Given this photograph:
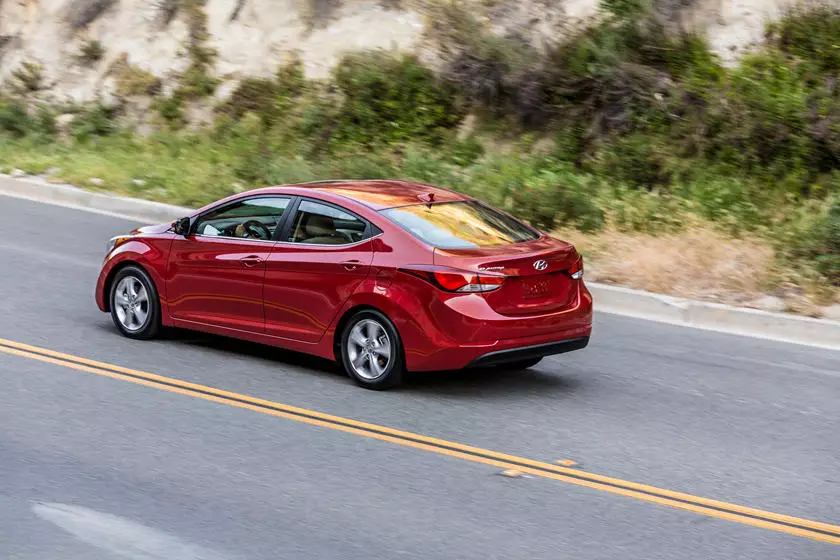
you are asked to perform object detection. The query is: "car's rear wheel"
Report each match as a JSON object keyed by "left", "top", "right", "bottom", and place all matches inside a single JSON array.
[
  {"left": 109, "top": 265, "right": 161, "bottom": 340},
  {"left": 340, "top": 310, "right": 404, "bottom": 390},
  {"left": 498, "top": 357, "right": 543, "bottom": 370}
]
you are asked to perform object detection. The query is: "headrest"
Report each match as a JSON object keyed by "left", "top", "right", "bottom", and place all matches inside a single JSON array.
[{"left": 305, "top": 214, "right": 335, "bottom": 236}]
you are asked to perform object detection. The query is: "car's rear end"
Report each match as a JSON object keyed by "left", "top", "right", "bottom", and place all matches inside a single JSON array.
[{"left": 380, "top": 199, "right": 592, "bottom": 371}]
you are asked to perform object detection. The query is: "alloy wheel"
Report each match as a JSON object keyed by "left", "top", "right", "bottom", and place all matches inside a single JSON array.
[
  {"left": 346, "top": 319, "right": 392, "bottom": 381},
  {"left": 113, "top": 276, "right": 150, "bottom": 333}
]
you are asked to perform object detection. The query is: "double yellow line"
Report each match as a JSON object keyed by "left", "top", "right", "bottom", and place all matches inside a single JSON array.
[{"left": 1, "top": 336, "right": 838, "bottom": 546}]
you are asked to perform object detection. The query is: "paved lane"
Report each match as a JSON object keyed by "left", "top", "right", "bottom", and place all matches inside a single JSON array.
[{"left": 1, "top": 195, "right": 839, "bottom": 558}]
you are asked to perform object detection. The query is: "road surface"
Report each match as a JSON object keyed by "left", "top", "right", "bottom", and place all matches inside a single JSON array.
[{"left": 1, "top": 195, "right": 839, "bottom": 559}]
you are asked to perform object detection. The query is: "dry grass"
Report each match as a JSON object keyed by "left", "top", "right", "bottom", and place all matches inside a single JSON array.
[
  {"left": 554, "top": 225, "right": 777, "bottom": 304},
  {"left": 554, "top": 224, "right": 839, "bottom": 316}
]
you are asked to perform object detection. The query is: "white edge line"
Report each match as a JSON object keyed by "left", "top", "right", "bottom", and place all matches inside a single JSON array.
[
  {"left": 1, "top": 190, "right": 152, "bottom": 223},
  {"left": 594, "top": 306, "right": 840, "bottom": 352}
]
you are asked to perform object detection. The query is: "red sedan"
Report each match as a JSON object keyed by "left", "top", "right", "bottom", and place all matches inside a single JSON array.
[{"left": 96, "top": 180, "right": 592, "bottom": 389}]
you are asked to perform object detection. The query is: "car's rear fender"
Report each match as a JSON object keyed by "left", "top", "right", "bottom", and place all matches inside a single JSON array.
[{"left": 325, "top": 275, "right": 453, "bottom": 371}]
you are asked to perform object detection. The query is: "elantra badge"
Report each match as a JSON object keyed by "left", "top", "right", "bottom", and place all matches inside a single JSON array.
[{"left": 533, "top": 260, "right": 548, "bottom": 271}]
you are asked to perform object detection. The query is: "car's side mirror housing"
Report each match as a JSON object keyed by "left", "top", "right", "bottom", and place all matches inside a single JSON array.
[{"left": 173, "top": 217, "right": 191, "bottom": 236}]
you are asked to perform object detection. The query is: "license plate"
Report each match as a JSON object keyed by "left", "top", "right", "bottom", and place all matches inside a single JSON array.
[{"left": 522, "top": 277, "right": 551, "bottom": 299}]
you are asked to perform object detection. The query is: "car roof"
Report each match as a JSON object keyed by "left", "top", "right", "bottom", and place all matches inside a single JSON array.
[{"left": 277, "top": 180, "right": 472, "bottom": 210}]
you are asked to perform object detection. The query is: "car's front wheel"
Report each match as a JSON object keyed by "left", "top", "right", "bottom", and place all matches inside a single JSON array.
[
  {"left": 340, "top": 310, "right": 404, "bottom": 390},
  {"left": 109, "top": 265, "right": 161, "bottom": 340}
]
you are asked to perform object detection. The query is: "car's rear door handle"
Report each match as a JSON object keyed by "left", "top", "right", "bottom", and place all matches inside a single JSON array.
[
  {"left": 240, "top": 255, "right": 264, "bottom": 267},
  {"left": 341, "top": 260, "right": 362, "bottom": 271}
]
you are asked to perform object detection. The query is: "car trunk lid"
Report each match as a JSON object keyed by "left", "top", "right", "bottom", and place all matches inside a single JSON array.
[{"left": 433, "top": 236, "right": 580, "bottom": 316}]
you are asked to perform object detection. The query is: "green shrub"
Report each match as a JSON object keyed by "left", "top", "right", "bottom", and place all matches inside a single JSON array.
[
  {"left": 601, "top": 0, "right": 650, "bottom": 19},
  {"left": 274, "top": 56, "right": 306, "bottom": 111},
  {"left": 771, "top": 3, "right": 840, "bottom": 72},
  {"left": 331, "top": 51, "right": 463, "bottom": 145},
  {"left": 515, "top": 166, "right": 605, "bottom": 232},
  {"left": 34, "top": 105, "right": 57, "bottom": 137},
  {"left": 780, "top": 196, "right": 840, "bottom": 285},
  {"left": 220, "top": 59, "right": 305, "bottom": 125},
  {"left": 426, "top": 2, "right": 544, "bottom": 124},
  {"left": 176, "top": 0, "right": 218, "bottom": 98},
  {"left": 157, "top": 94, "right": 185, "bottom": 124},
  {"left": 179, "top": 65, "right": 219, "bottom": 98},
  {"left": 401, "top": 147, "right": 461, "bottom": 187},
  {"left": 222, "top": 77, "right": 279, "bottom": 119},
  {"left": 71, "top": 104, "right": 118, "bottom": 140},
  {"left": 0, "top": 100, "right": 34, "bottom": 137},
  {"left": 456, "top": 156, "right": 605, "bottom": 231},
  {"left": 111, "top": 54, "right": 162, "bottom": 97},
  {"left": 809, "top": 197, "right": 840, "bottom": 284},
  {"left": 77, "top": 39, "right": 106, "bottom": 65},
  {"left": 10, "top": 61, "right": 45, "bottom": 94}
]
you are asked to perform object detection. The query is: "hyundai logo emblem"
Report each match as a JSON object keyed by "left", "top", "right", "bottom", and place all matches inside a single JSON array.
[{"left": 533, "top": 260, "right": 548, "bottom": 271}]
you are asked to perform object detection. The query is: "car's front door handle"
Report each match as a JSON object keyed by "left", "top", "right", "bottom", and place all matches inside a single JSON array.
[
  {"left": 240, "top": 255, "right": 264, "bottom": 267},
  {"left": 341, "top": 260, "right": 362, "bottom": 271}
]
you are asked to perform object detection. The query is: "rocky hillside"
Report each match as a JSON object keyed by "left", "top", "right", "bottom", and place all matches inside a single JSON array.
[{"left": 0, "top": 0, "right": 827, "bottom": 109}]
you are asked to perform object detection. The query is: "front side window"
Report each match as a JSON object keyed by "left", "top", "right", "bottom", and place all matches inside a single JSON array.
[
  {"left": 380, "top": 201, "right": 539, "bottom": 249},
  {"left": 195, "top": 197, "right": 290, "bottom": 241},
  {"left": 287, "top": 200, "right": 368, "bottom": 245}
]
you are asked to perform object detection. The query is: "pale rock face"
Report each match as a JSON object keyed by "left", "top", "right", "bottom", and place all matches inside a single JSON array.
[
  {"left": 680, "top": 0, "right": 840, "bottom": 65},
  {"left": 204, "top": 0, "right": 428, "bottom": 79},
  {"left": 1, "top": 0, "right": 830, "bottom": 104},
  {"left": 0, "top": 0, "right": 598, "bottom": 103},
  {"left": 0, "top": 0, "right": 189, "bottom": 103}
]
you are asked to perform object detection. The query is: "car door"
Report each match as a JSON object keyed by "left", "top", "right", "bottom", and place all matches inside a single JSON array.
[
  {"left": 167, "top": 196, "right": 292, "bottom": 333},
  {"left": 264, "top": 198, "right": 376, "bottom": 342}
]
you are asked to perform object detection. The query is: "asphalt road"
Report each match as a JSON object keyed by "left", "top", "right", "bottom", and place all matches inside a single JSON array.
[{"left": 1, "top": 195, "right": 839, "bottom": 559}]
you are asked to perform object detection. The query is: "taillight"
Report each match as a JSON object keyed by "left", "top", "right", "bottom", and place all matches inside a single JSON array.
[
  {"left": 568, "top": 256, "right": 584, "bottom": 280},
  {"left": 401, "top": 266, "right": 505, "bottom": 293}
]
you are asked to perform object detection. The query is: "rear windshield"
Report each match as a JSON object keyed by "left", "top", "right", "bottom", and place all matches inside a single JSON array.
[{"left": 380, "top": 201, "right": 539, "bottom": 249}]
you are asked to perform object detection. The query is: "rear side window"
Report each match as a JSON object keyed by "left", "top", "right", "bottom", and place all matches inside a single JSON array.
[
  {"left": 287, "top": 200, "right": 369, "bottom": 245},
  {"left": 380, "top": 201, "right": 539, "bottom": 249}
]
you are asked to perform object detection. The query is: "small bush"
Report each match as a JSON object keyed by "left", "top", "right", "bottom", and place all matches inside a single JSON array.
[
  {"left": 77, "top": 39, "right": 106, "bottom": 65},
  {"left": 179, "top": 64, "right": 219, "bottom": 98},
  {"left": 0, "top": 100, "right": 34, "bottom": 137},
  {"left": 111, "top": 54, "right": 162, "bottom": 97},
  {"left": 71, "top": 103, "right": 118, "bottom": 140},
  {"left": 220, "top": 58, "right": 305, "bottom": 124},
  {"left": 10, "top": 61, "right": 45, "bottom": 94},
  {"left": 222, "top": 77, "right": 278, "bottom": 119},
  {"left": 274, "top": 56, "right": 306, "bottom": 110},
  {"left": 176, "top": 0, "right": 219, "bottom": 98},
  {"left": 34, "top": 105, "right": 57, "bottom": 137},
  {"left": 157, "top": 94, "right": 185, "bottom": 124}
]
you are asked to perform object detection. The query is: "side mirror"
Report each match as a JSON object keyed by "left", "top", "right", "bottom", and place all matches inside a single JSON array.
[{"left": 173, "top": 217, "right": 191, "bottom": 236}]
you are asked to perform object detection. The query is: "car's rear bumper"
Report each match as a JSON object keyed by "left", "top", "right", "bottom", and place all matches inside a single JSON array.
[
  {"left": 402, "top": 281, "right": 593, "bottom": 371},
  {"left": 466, "top": 336, "right": 590, "bottom": 368}
]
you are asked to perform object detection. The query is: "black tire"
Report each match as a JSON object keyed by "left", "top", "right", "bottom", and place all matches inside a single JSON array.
[
  {"left": 109, "top": 265, "right": 161, "bottom": 340},
  {"left": 340, "top": 309, "right": 404, "bottom": 390},
  {"left": 498, "top": 357, "right": 543, "bottom": 370}
]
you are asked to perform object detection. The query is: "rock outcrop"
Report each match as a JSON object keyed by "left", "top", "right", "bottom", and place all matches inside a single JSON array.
[{"left": 0, "top": 0, "right": 835, "bottom": 105}]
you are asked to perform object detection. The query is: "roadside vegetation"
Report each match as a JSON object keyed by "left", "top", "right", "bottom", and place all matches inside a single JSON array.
[{"left": 0, "top": 0, "right": 837, "bottom": 312}]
